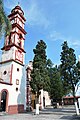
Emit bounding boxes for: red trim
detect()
[4,46,11,51]
[8,11,26,21]
[10,16,24,25]
[14,34,15,43]
[0,59,24,66]
[15,50,23,64]
[10,64,13,84]
[1,43,26,53]
[12,23,27,35]
[0,81,13,85]
[12,5,24,15]
[11,31,25,40]
[18,49,22,53]
[8,104,24,114]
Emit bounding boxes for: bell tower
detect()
[0,5,27,114]
[1,5,26,64]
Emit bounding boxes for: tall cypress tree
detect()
[30,40,50,103]
[60,41,79,99]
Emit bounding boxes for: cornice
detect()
[12,23,27,35]
[1,43,26,53]
[0,59,24,66]
[8,11,26,21]
[0,81,13,85]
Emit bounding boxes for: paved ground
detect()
[0,105,80,120]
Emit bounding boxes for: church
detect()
[0,5,27,114]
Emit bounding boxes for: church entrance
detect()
[1,91,7,111]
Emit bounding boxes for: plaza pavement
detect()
[0,105,80,120]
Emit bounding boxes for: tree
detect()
[47,61,64,106]
[30,40,50,114]
[0,0,11,38]
[77,61,80,77]
[51,67,63,103]
[46,59,53,69]
[60,41,80,115]
[60,41,79,98]
[76,61,80,92]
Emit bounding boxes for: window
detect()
[19,34,23,39]
[11,19,14,24]
[3,71,7,75]
[18,40,21,47]
[17,68,19,71]
[8,33,11,45]
[16,87,18,91]
[16,79,19,85]
[17,33,22,47]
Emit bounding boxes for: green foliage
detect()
[0,0,11,38]
[30,40,50,96]
[47,61,64,102]
[60,41,79,97]
[46,59,53,68]
[77,61,80,77]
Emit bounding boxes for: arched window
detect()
[18,40,21,47]
[19,33,23,39]
[8,33,11,45]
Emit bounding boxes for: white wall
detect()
[0,61,26,110]
[43,91,51,106]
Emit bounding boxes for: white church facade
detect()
[0,5,27,114]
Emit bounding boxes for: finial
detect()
[18,1,20,5]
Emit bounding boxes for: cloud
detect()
[24,1,50,29]
[67,39,80,49]
[48,31,80,50]
[48,31,64,41]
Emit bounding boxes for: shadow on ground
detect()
[60,115,80,120]
[40,106,76,115]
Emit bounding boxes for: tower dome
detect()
[11,5,24,15]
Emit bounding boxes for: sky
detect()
[1,0,80,65]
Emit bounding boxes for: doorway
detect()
[43,97,45,108]
[1,91,7,111]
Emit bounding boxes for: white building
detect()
[0,5,27,114]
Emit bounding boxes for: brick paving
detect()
[0,106,80,120]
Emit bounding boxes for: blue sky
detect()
[1,0,80,65]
